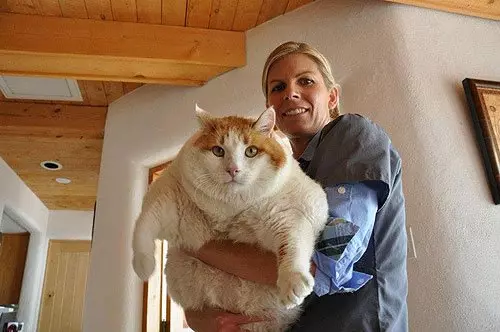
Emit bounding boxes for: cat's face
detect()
[187,107,290,194]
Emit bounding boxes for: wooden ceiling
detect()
[0,102,107,210]
[0,0,315,210]
[0,80,143,210]
[1,0,313,29]
[0,0,497,211]
[385,0,500,21]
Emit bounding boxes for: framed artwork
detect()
[463,78,500,204]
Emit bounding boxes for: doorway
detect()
[37,240,91,332]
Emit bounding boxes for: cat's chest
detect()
[215,208,264,243]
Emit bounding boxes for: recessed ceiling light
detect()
[40,161,62,171]
[55,177,71,184]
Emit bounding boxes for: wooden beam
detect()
[0,13,246,85]
[384,0,500,21]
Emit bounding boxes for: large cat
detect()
[132,106,329,331]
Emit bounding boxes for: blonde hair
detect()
[261,41,340,119]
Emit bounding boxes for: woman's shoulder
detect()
[323,113,391,145]
[339,113,387,132]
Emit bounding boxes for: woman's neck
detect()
[291,136,313,160]
[289,119,332,159]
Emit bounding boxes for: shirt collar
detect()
[298,128,323,162]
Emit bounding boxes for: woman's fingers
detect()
[186,308,266,332]
[217,312,266,325]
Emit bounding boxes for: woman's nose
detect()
[284,86,300,100]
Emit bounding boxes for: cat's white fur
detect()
[132,106,329,331]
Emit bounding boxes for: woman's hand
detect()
[185,308,266,332]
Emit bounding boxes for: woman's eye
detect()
[211,146,224,157]
[271,83,285,92]
[299,78,314,86]
[245,146,258,158]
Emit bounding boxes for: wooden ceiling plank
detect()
[232,0,263,31]
[256,0,288,26]
[103,82,124,104]
[82,81,108,106]
[384,0,500,21]
[58,0,89,19]
[137,0,162,23]
[5,0,39,14]
[41,196,97,210]
[122,82,143,94]
[85,0,114,20]
[285,0,313,13]
[32,0,63,16]
[0,137,103,166]
[186,0,213,28]
[0,98,85,105]
[22,175,99,193]
[0,102,107,139]
[162,0,187,26]
[209,0,239,30]
[6,157,102,172]
[110,0,138,22]
[0,13,246,85]
[77,81,91,104]
[23,174,99,191]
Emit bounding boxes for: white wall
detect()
[391,5,500,331]
[47,210,94,240]
[83,0,500,331]
[0,157,49,332]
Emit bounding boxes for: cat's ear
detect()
[253,106,276,136]
[195,104,213,127]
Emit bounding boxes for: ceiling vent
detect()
[0,75,83,101]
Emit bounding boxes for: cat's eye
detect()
[245,146,258,158]
[211,146,224,157]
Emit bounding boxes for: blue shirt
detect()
[290,114,408,332]
[312,182,380,296]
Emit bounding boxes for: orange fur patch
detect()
[193,116,286,169]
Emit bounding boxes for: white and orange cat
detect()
[132,105,329,331]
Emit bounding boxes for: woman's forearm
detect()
[192,240,278,285]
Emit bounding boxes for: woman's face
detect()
[266,53,338,138]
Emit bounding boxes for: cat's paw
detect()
[132,252,156,281]
[277,269,314,309]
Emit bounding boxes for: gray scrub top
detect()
[288,114,408,332]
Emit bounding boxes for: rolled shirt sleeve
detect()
[312,182,383,296]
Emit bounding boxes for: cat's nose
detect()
[226,166,240,177]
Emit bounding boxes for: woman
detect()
[185,42,408,332]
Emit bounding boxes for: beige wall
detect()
[393,4,500,331]
[47,210,93,240]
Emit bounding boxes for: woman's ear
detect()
[328,86,340,110]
